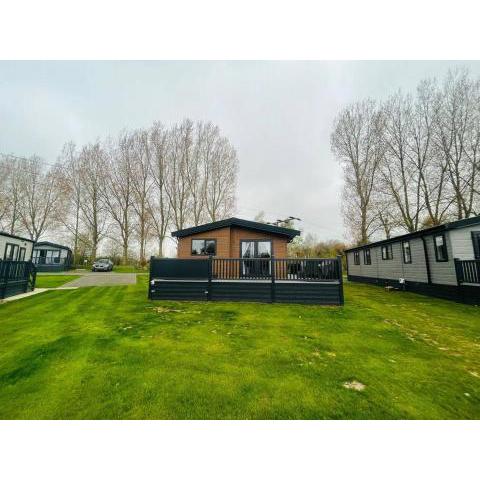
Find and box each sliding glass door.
[240,240,272,277]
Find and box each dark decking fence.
[149,256,344,305]
[212,257,340,281]
[0,260,36,299]
[455,259,480,285]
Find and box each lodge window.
[353,251,360,265]
[402,241,412,264]
[191,239,217,256]
[240,240,272,259]
[18,247,26,261]
[434,234,448,262]
[381,244,393,260]
[363,248,371,265]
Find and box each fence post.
[24,262,29,293]
[337,255,344,306]
[148,256,153,299]
[454,258,464,303]
[31,263,37,291]
[454,258,463,286]
[0,261,4,300]
[270,256,276,303]
[2,261,11,300]
[207,256,213,301]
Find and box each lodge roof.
[172,217,301,241]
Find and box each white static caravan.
[32,241,73,272]
[0,232,36,299]
[345,216,480,304]
[0,231,34,262]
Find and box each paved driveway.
[63,272,137,287]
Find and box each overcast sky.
[2,61,480,243]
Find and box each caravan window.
[381,244,393,260]
[353,251,360,265]
[4,243,19,261]
[402,241,412,264]
[434,234,448,262]
[363,248,371,265]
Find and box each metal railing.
[273,258,341,281]
[212,257,341,282]
[0,260,37,299]
[455,259,480,285]
[149,256,342,283]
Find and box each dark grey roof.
[345,215,480,252]
[34,241,72,251]
[172,217,301,241]
[0,231,34,243]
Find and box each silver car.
[92,258,114,272]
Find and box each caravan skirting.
[347,275,480,305]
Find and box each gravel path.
[62,272,137,287]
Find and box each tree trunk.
[122,230,129,265]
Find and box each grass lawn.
[0,277,479,419]
[113,265,148,273]
[35,275,81,288]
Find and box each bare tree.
[164,120,194,230]
[131,130,154,264]
[78,143,108,260]
[435,69,480,219]
[102,133,135,264]
[409,79,452,226]
[18,156,62,242]
[1,117,239,261]
[0,156,11,230]
[186,121,208,225]
[204,134,238,222]
[163,119,238,231]
[57,141,84,265]
[378,91,424,232]
[147,122,171,257]
[333,68,480,242]
[0,154,24,235]
[331,99,384,244]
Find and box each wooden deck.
[149,257,344,305]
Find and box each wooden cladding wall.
[176,226,288,259]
